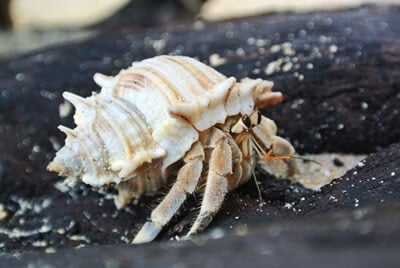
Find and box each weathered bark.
[0,4,399,266]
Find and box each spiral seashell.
[48,55,297,243]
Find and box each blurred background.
[0,0,399,59]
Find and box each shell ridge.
[176,56,227,85]
[156,57,203,99]
[168,77,235,131]
[161,56,218,92]
[78,127,119,186]
[106,75,194,173]
[63,92,97,126]
[97,96,166,179]
[136,61,188,102]
[152,117,199,176]
[135,67,182,104]
[237,79,259,115]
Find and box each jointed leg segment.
[258,135,299,178]
[133,127,239,243]
[133,142,204,244]
[187,131,232,235]
[262,147,293,161]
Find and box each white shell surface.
[96,56,229,174]
[48,55,277,188]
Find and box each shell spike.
[152,147,167,159]
[93,73,116,88]
[168,98,207,127]
[58,125,75,136]
[63,92,91,110]
[255,92,283,108]
[169,77,236,131]
[206,77,236,102]
[257,80,274,92]
[47,160,59,173]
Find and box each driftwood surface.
[0,4,399,267]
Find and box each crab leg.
[258,135,299,178]
[132,142,204,244]
[187,129,233,236]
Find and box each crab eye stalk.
[241,115,251,128]
[257,111,262,125]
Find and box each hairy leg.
[133,142,204,244]
[187,128,233,236]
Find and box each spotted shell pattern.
[48,55,296,243]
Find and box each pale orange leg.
[262,148,293,161]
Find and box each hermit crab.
[48,55,299,243]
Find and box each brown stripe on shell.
[174,56,227,89]
[95,97,157,171]
[134,67,184,104]
[97,100,135,159]
[163,56,222,91]
[159,56,209,95]
[78,127,113,182]
[138,62,189,101]
[110,98,152,141]
[94,108,120,157]
[117,70,149,92]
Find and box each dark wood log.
[3,203,400,267]
[0,4,399,266]
[91,0,206,30]
[0,0,11,28]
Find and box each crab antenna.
[261,148,322,166]
[290,155,322,166]
[248,135,266,157]
[251,168,264,206]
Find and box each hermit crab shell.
[48,55,281,187]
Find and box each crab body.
[48,55,298,243]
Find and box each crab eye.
[242,115,251,128]
[257,111,262,125]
